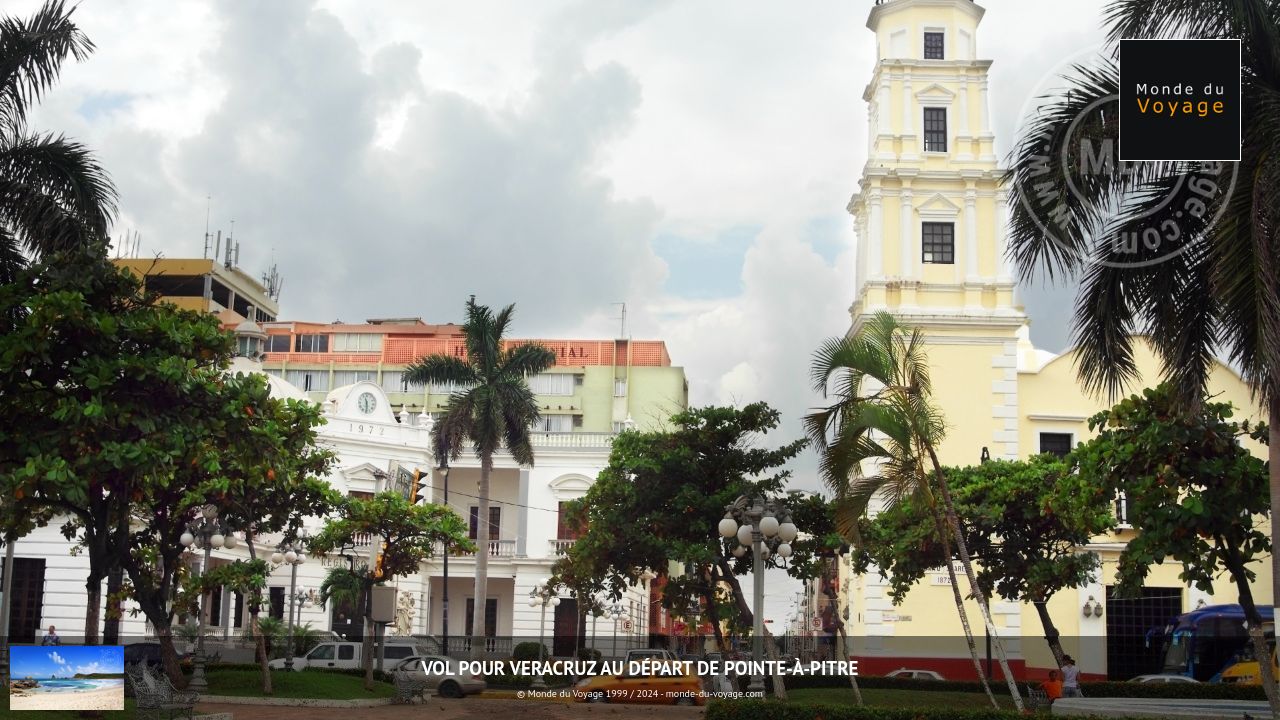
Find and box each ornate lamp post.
[527,579,560,690]
[271,538,308,670]
[717,495,798,695]
[179,504,235,693]
[606,603,625,661]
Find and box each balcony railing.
[526,432,615,449]
[434,539,516,558]
[549,539,577,556]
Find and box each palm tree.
[1004,1,1280,710]
[404,297,556,656]
[805,312,1023,711]
[1,0,116,285]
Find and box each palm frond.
[0,131,116,249]
[403,353,477,388]
[0,0,93,136]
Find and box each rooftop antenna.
[202,195,212,258]
[612,302,627,339]
[214,230,222,263]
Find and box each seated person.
[1041,669,1063,702]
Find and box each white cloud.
[75,662,111,676]
[48,652,65,665]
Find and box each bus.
[1153,604,1274,681]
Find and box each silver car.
[1129,674,1199,683]
[391,655,486,698]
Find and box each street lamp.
[606,603,626,661]
[179,504,231,693]
[527,579,559,690]
[718,495,799,695]
[272,537,309,670]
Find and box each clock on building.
[357,392,377,414]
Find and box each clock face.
[357,392,377,414]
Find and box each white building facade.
[3,338,658,659]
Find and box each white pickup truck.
[268,639,433,671]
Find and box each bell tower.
[848,0,1023,335]
[847,0,1029,466]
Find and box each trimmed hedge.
[758,673,1265,701]
[195,663,393,683]
[706,699,1024,720]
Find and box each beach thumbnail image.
[8,645,125,711]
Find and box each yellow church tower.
[842,0,1272,682]
[848,0,1026,468]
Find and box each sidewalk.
[1052,697,1271,719]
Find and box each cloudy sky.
[18,0,1111,622]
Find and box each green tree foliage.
[853,455,1112,665]
[0,248,233,648]
[1076,384,1273,700]
[310,492,472,688]
[403,297,555,655]
[200,374,338,695]
[558,403,811,651]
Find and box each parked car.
[624,648,678,663]
[267,638,433,671]
[123,642,193,669]
[886,668,945,681]
[389,655,486,698]
[574,661,702,705]
[1129,673,1200,683]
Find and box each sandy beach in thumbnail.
[9,683,125,711]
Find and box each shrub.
[512,641,549,661]
[577,647,602,663]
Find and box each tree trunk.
[103,567,123,645]
[713,555,787,698]
[244,534,273,696]
[470,454,492,659]
[84,574,103,645]
[928,446,1024,712]
[363,586,376,690]
[1269,394,1280,707]
[1,534,15,689]
[1230,551,1280,717]
[831,620,864,705]
[1033,599,1066,669]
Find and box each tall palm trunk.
[915,445,997,707]
[936,513,998,707]
[471,455,493,659]
[928,446,1023,712]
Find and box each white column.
[868,193,884,279]
[899,189,914,280]
[901,78,913,136]
[876,81,891,159]
[957,77,970,136]
[979,78,991,135]
[995,190,1012,283]
[965,190,979,282]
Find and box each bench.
[392,670,433,704]
[126,662,200,720]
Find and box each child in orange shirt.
[1041,669,1063,701]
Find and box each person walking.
[41,625,59,646]
[1061,655,1081,697]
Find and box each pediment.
[914,83,956,103]
[916,193,962,213]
